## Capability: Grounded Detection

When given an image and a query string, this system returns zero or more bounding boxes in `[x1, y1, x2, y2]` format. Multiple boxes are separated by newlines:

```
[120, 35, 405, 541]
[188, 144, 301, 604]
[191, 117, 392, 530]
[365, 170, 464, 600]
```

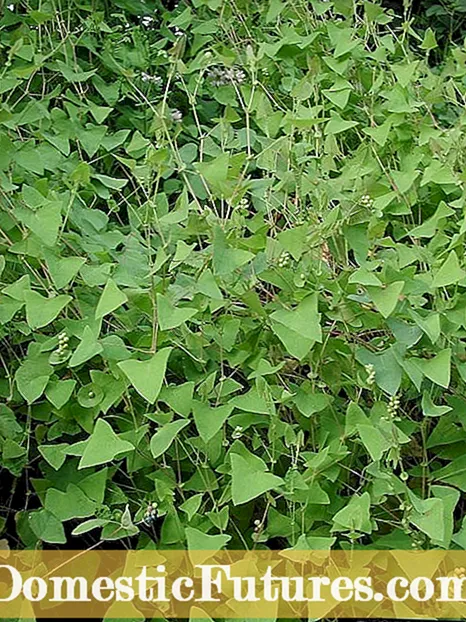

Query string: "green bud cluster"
[56, 332, 69, 358]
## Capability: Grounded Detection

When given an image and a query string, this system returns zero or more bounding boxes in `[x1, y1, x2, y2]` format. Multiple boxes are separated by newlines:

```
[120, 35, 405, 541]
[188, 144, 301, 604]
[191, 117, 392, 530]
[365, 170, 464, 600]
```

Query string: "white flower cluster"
[365, 363, 375, 385]
[141, 72, 162, 84]
[232, 425, 243, 439]
[207, 66, 246, 87]
[360, 194, 374, 208]
[143, 501, 158, 525]
[388, 394, 400, 417]
[141, 15, 155, 28]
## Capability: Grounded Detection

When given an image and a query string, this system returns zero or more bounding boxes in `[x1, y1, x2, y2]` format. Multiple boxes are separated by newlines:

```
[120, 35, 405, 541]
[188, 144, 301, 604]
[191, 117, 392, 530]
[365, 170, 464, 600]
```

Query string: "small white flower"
[141, 72, 162, 84]
[141, 15, 154, 27]
[173, 26, 184, 37]
[171, 109, 183, 122]
[207, 65, 247, 87]
[7, 3, 14, 9]
[232, 425, 243, 439]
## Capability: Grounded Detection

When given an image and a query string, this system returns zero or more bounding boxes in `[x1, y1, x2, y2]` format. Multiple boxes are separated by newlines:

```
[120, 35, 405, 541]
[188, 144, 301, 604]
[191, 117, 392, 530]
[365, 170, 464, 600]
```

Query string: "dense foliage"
[1, 0, 466, 555]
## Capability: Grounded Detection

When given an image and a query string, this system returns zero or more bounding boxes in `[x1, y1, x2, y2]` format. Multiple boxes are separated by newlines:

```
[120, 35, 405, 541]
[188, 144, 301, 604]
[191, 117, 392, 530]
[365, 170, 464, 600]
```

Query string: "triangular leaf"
[150, 419, 190, 459]
[69, 325, 103, 367]
[432, 252, 465, 288]
[79, 419, 134, 469]
[95, 279, 128, 319]
[193, 401, 233, 442]
[117, 347, 172, 404]
[231, 453, 283, 505]
[157, 294, 197, 330]
[367, 281, 404, 318]
[24, 291, 71, 330]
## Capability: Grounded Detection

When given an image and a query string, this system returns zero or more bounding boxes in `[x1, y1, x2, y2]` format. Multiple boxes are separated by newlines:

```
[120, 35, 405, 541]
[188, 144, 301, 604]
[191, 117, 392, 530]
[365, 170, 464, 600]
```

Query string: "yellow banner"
[1, 550, 466, 618]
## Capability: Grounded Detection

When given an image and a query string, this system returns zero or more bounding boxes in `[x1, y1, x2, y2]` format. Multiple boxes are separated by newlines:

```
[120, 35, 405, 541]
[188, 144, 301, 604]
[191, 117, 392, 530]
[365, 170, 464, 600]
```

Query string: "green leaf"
[420, 27, 438, 50]
[230, 388, 271, 414]
[24, 291, 72, 330]
[409, 496, 444, 542]
[3, 439, 26, 459]
[431, 485, 459, 549]
[391, 170, 419, 194]
[46, 255, 86, 290]
[95, 278, 128, 318]
[45, 484, 96, 521]
[156, 294, 197, 330]
[367, 281, 404, 318]
[15, 355, 52, 404]
[180, 494, 203, 521]
[345, 402, 369, 437]
[3, 275, 30, 301]
[212, 228, 254, 276]
[185, 527, 231, 564]
[45, 379, 76, 410]
[118, 347, 172, 404]
[362, 120, 391, 147]
[270, 293, 322, 343]
[150, 419, 190, 459]
[14, 202, 62, 247]
[348, 267, 382, 287]
[158, 382, 194, 417]
[271, 321, 315, 359]
[71, 518, 108, 536]
[79, 419, 134, 469]
[93, 173, 128, 190]
[415, 348, 451, 388]
[432, 252, 466, 288]
[293, 390, 332, 418]
[231, 452, 283, 505]
[325, 114, 358, 135]
[29, 510, 66, 543]
[197, 269, 223, 300]
[410, 310, 440, 344]
[55, 60, 97, 82]
[409, 201, 454, 238]
[69, 325, 103, 367]
[331, 492, 372, 534]
[277, 226, 307, 261]
[38, 444, 69, 470]
[79, 125, 107, 157]
[433, 455, 466, 491]
[421, 392, 452, 417]
[357, 424, 390, 461]
[193, 401, 233, 442]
